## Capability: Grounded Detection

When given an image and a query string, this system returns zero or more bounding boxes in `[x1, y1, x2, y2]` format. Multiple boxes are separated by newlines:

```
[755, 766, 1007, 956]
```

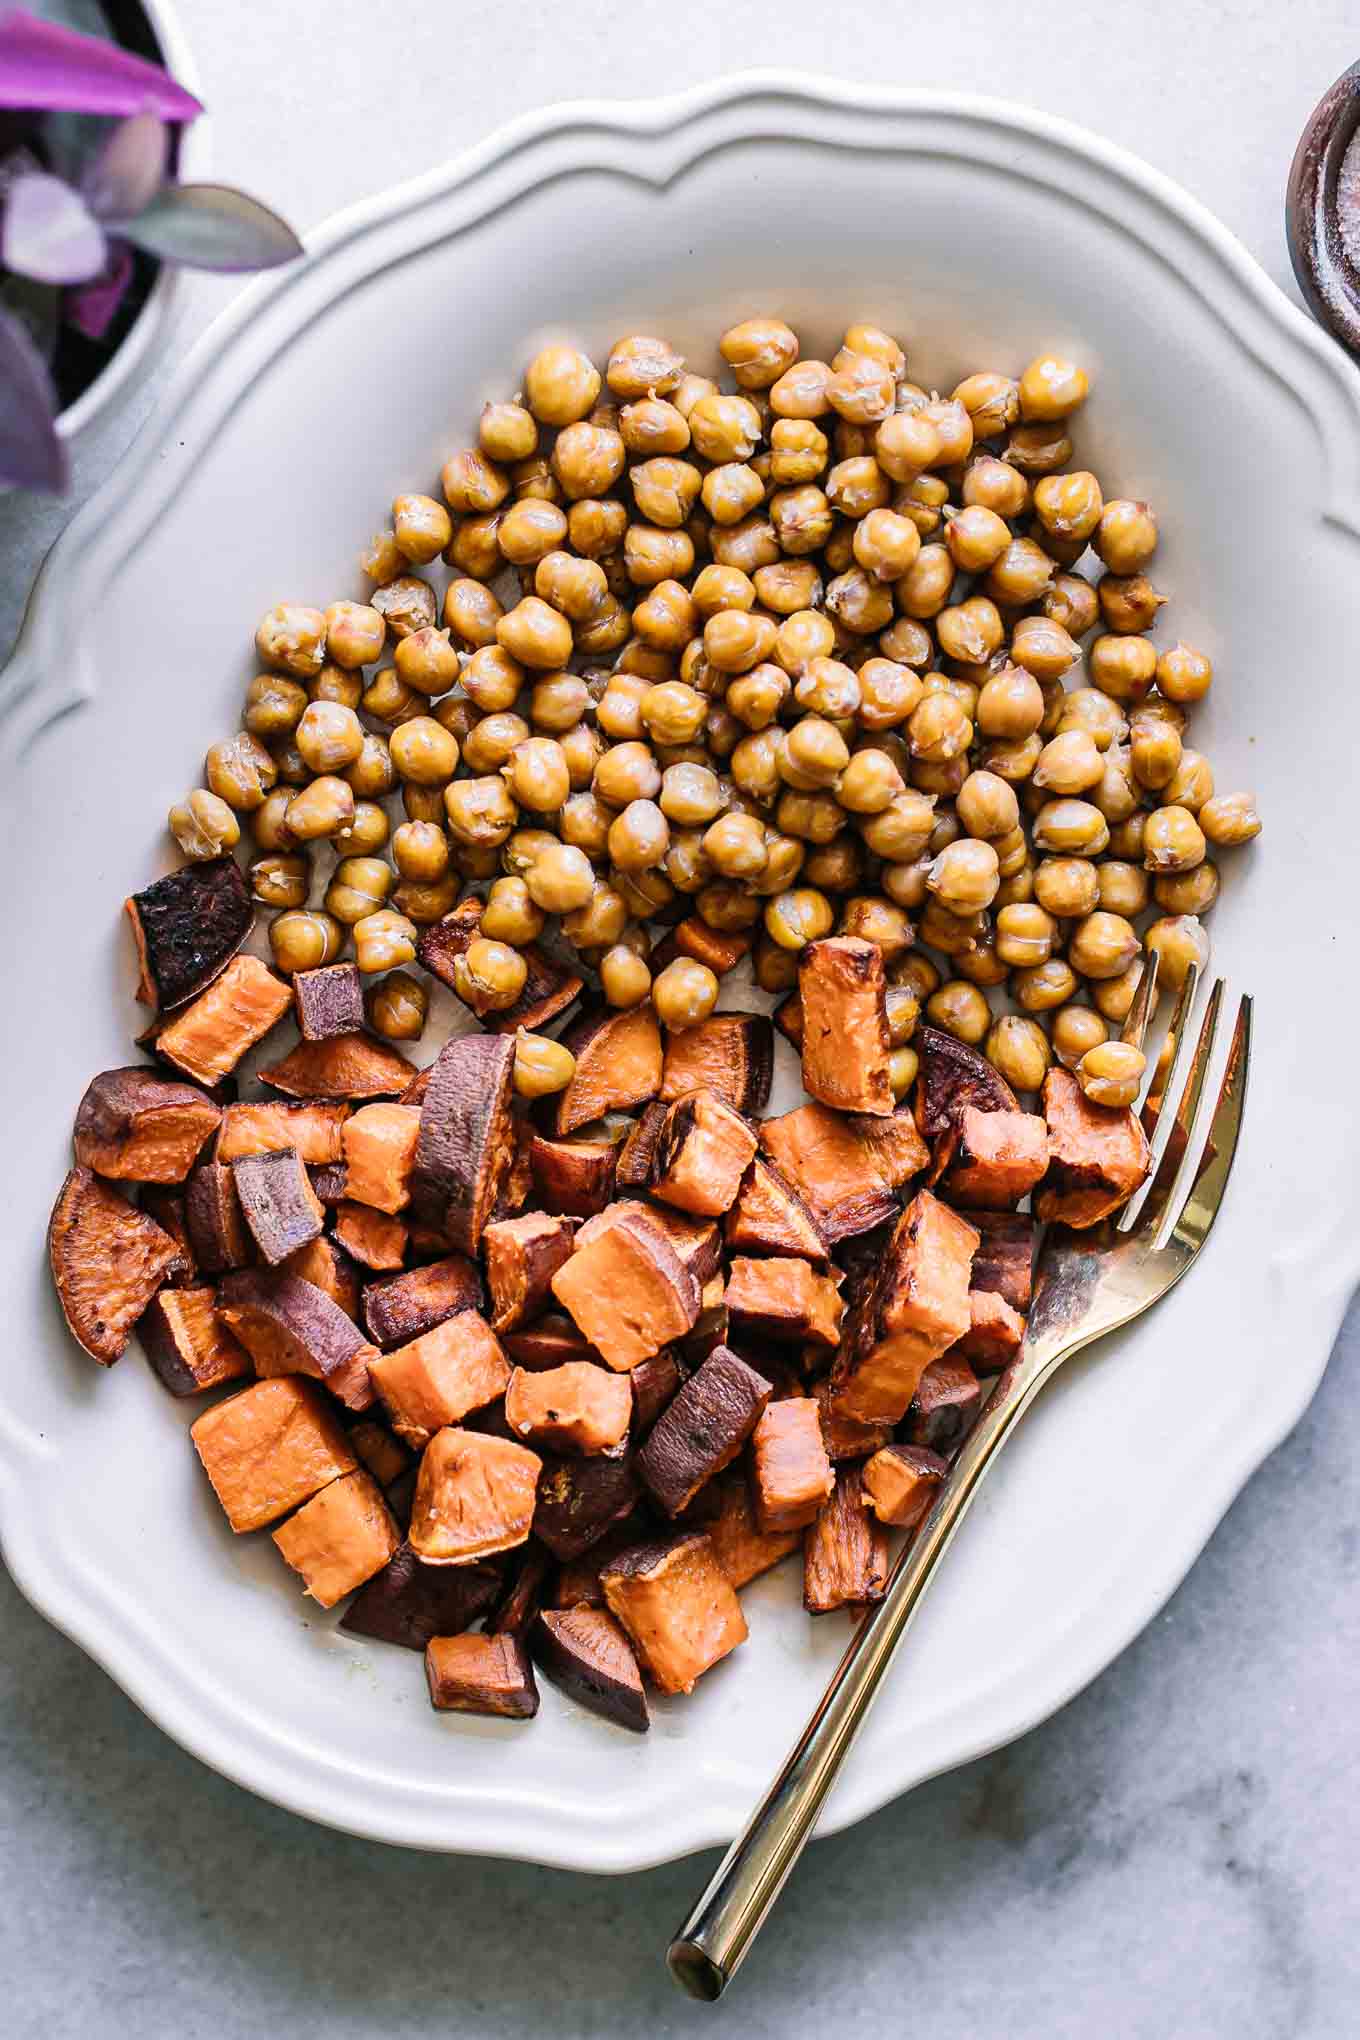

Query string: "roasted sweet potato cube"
[341, 1102, 420, 1215]
[272, 1468, 400, 1607]
[659, 1012, 773, 1116]
[905, 1356, 982, 1453]
[582, 1200, 721, 1285]
[813, 1378, 894, 1463]
[138, 1285, 251, 1396]
[914, 1025, 1019, 1145]
[724, 1157, 829, 1262]
[725, 1256, 843, 1348]
[425, 1631, 539, 1718]
[803, 1465, 889, 1614]
[417, 898, 582, 1034]
[190, 1377, 357, 1533]
[411, 1033, 518, 1254]
[332, 1201, 408, 1272]
[292, 962, 365, 1041]
[799, 936, 893, 1116]
[259, 1031, 416, 1099]
[705, 1475, 801, 1588]
[614, 1101, 669, 1191]
[759, 1102, 899, 1244]
[74, 1067, 220, 1183]
[630, 1348, 683, 1436]
[528, 1134, 618, 1217]
[492, 1118, 535, 1221]
[347, 1418, 411, 1489]
[124, 855, 253, 1010]
[217, 1098, 349, 1165]
[773, 991, 803, 1049]
[751, 1397, 834, 1533]
[651, 1089, 758, 1218]
[309, 1161, 349, 1207]
[340, 1540, 500, 1649]
[551, 1207, 700, 1371]
[505, 1361, 633, 1456]
[184, 1159, 251, 1272]
[1036, 1066, 1152, 1228]
[48, 1167, 181, 1366]
[369, 1311, 510, 1448]
[216, 1267, 378, 1411]
[953, 1288, 1027, 1373]
[945, 1106, 1049, 1209]
[533, 1451, 640, 1560]
[554, 1004, 663, 1135]
[282, 1234, 360, 1317]
[668, 916, 753, 979]
[409, 1428, 541, 1565]
[678, 1268, 729, 1370]
[139, 1185, 197, 1284]
[601, 1532, 747, 1694]
[362, 1254, 481, 1349]
[637, 1344, 772, 1517]
[849, 1105, 930, 1191]
[231, 1146, 325, 1265]
[830, 1191, 979, 1425]
[532, 1606, 649, 1732]
[965, 1211, 1036, 1313]
[156, 954, 292, 1086]
[502, 1312, 600, 1372]
[862, 1443, 948, 1529]
[489, 1543, 550, 1640]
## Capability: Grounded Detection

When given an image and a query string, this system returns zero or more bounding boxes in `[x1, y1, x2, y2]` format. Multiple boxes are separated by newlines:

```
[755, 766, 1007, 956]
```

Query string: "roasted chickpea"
[441, 446, 510, 517]
[767, 484, 834, 557]
[980, 535, 1055, 609]
[517, 841, 592, 914]
[1030, 798, 1110, 857]
[448, 938, 526, 1013]
[244, 673, 307, 740]
[492, 595, 573, 671]
[995, 902, 1057, 968]
[1198, 791, 1260, 847]
[650, 956, 718, 1031]
[383, 717, 456, 791]
[1018, 353, 1089, 421]
[624, 523, 696, 586]
[769, 357, 833, 419]
[763, 886, 834, 950]
[1077, 1039, 1146, 1109]
[1154, 862, 1220, 916]
[401, 784, 445, 826]
[361, 529, 406, 585]
[256, 602, 327, 678]
[448, 512, 505, 580]
[830, 895, 908, 960]
[316, 600, 380, 671]
[309, 657, 366, 708]
[605, 334, 684, 401]
[695, 810, 765, 882]
[1143, 804, 1206, 874]
[652, 760, 724, 828]
[1088, 961, 1144, 1025]
[928, 838, 1000, 915]
[461, 712, 528, 775]
[335, 802, 391, 856]
[870, 412, 938, 486]
[908, 691, 972, 764]
[1067, 910, 1140, 980]
[493, 500, 568, 571]
[391, 820, 451, 885]
[605, 799, 668, 873]
[1033, 854, 1100, 918]
[829, 746, 901, 816]
[947, 769, 1015, 842]
[251, 852, 310, 910]
[594, 740, 661, 807]
[921, 979, 987, 1046]
[1155, 640, 1213, 706]
[1130, 714, 1183, 791]
[504, 735, 570, 814]
[169, 788, 240, 860]
[1032, 730, 1103, 797]
[325, 856, 394, 926]
[1094, 859, 1149, 919]
[636, 680, 705, 747]
[935, 596, 1003, 666]
[478, 401, 538, 464]
[1012, 955, 1078, 1012]
[619, 397, 691, 457]
[472, 875, 541, 948]
[1095, 499, 1158, 575]
[545, 420, 622, 502]
[523, 344, 601, 426]
[205, 731, 276, 812]
[683, 393, 759, 465]
[941, 505, 1008, 575]
[444, 576, 503, 649]
[824, 352, 895, 425]
[858, 788, 936, 862]
[1049, 1003, 1106, 1071]
[1043, 572, 1101, 637]
[583, 940, 648, 1011]
[361, 669, 423, 727]
[768, 418, 829, 489]
[558, 880, 625, 951]
[1145, 913, 1210, 992]
[992, 824, 1030, 880]
[563, 499, 626, 562]
[1007, 421, 1073, 474]
[367, 969, 428, 1042]
[444, 774, 517, 848]
[270, 908, 344, 974]
[1098, 573, 1166, 634]
[781, 716, 849, 790]
[982, 1013, 1049, 1093]
[285, 775, 355, 842]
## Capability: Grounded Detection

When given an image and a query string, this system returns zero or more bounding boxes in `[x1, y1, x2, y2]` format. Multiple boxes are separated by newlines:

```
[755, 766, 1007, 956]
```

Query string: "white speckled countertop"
[3, 5, 1359, 2033]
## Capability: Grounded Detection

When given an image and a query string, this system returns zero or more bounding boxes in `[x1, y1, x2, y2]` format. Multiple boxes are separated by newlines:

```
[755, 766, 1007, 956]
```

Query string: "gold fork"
[668, 963, 1251, 2001]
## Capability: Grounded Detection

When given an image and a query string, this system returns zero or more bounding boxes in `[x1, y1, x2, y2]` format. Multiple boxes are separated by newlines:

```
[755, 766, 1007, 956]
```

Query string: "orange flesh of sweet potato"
[258, 1031, 416, 1099]
[669, 916, 753, 977]
[862, 1443, 949, 1528]
[705, 1475, 802, 1587]
[551, 1211, 699, 1370]
[332, 1202, 408, 1271]
[190, 1376, 358, 1533]
[798, 936, 894, 1116]
[156, 954, 292, 1085]
[425, 1632, 539, 1717]
[73, 1067, 221, 1183]
[483, 1211, 580, 1333]
[831, 1190, 979, 1426]
[848, 1105, 931, 1190]
[272, 1468, 401, 1608]
[751, 1397, 835, 1532]
[945, 1106, 1049, 1209]
[138, 1285, 252, 1396]
[369, 1312, 510, 1448]
[725, 1255, 844, 1347]
[215, 1268, 378, 1412]
[555, 1005, 663, 1135]
[813, 1377, 895, 1462]
[651, 1089, 758, 1218]
[803, 1464, 890, 1614]
[528, 1134, 618, 1217]
[659, 1012, 773, 1115]
[724, 1157, 830, 1262]
[1036, 1066, 1152, 1227]
[216, 1099, 349, 1164]
[281, 1235, 360, 1318]
[952, 1287, 1027, 1372]
[577, 1200, 721, 1285]
[601, 1532, 748, 1694]
[759, 1102, 900, 1243]
[504, 1361, 633, 1455]
[48, 1167, 181, 1365]
[341, 1103, 421, 1215]
[408, 1427, 542, 1564]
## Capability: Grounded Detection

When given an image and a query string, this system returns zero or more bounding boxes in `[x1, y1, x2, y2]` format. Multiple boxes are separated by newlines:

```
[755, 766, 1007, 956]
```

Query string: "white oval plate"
[3, 75, 1360, 1873]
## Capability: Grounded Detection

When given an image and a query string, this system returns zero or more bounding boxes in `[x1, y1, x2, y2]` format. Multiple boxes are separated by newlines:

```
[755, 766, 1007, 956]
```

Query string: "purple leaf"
[115, 183, 301, 272]
[83, 111, 167, 219]
[3, 170, 105, 282]
[0, 10, 202, 120]
[0, 300, 65, 490]
[64, 237, 131, 339]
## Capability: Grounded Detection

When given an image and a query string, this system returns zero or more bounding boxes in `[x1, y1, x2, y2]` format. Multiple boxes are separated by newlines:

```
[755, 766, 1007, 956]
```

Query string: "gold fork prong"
[1164, 994, 1252, 1255]
[1119, 948, 1160, 1054]
[1142, 957, 1201, 1131]
[1117, 970, 1221, 1236]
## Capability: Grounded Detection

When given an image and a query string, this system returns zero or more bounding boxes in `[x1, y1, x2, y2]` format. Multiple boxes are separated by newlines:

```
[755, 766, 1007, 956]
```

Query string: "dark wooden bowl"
[1287, 60, 1360, 361]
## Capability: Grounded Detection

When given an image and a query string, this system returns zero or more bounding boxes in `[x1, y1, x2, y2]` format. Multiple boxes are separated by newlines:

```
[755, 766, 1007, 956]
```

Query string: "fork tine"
[1119, 949, 1160, 1053]
[1164, 994, 1252, 1255]
[1116, 970, 1220, 1235]
[1142, 958, 1200, 1132]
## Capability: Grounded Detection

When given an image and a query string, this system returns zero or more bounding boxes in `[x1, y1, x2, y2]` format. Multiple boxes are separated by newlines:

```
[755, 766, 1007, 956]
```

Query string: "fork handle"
[667, 1351, 1051, 2002]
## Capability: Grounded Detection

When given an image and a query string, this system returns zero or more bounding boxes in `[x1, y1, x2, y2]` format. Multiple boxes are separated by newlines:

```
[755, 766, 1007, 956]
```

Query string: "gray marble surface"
[3, 5, 1359, 2034]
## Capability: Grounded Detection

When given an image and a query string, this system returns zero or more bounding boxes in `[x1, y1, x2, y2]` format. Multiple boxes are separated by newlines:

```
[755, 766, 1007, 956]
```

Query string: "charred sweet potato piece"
[629, 1348, 683, 1435]
[425, 1631, 539, 1717]
[490, 1543, 551, 1640]
[138, 1285, 251, 1396]
[529, 1134, 618, 1217]
[272, 1468, 400, 1608]
[966, 1211, 1036, 1314]
[548, 1522, 647, 1607]
[333, 1202, 408, 1271]
[259, 1030, 416, 1100]
[534, 1450, 640, 1559]
[724, 1157, 830, 1263]
[216, 1268, 379, 1411]
[73, 1067, 220, 1184]
[601, 1532, 747, 1694]
[651, 1089, 758, 1218]
[668, 915, 753, 979]
[231, 1147, 324, 1265]
[416, 896, 581, 1034]
[580, 1200, 722, 1286]
[915, 1025, 1019, 1144]
[799, 937, 893, 1116]
[362, 1253, 481, 1349]
[773, 991, 803, 1049]
[124, 855, 253, 1010]
[408, 1427, 542, 1564]
[369, 1311, 509, 1448]
[190, 1376, 357, 1532]
[411, 1033, 517, 1254]
[292, 962, 365, 1042]
[309, 1160, 349, 1207]
[1036, 1066, 1152, 1228]
[751, 1397, 834, 1533]
[803, 1465, 890, 1614]
[281, 1235, 360, 1317]
[217, 1098, 349, 1165]
[614, 1100, 669, 1191]
[862, 1443, 948, 1529]
[184, 1159, 251, 1273]
[759, 1102, 900, 1244]
[953, 1288, 1026, 1373]
[659, 1012, 773, 1116]
[532, 1606, 649, 1732]
[830, 1191, 978, 1425]
[637, 1344, 771, 1517]
[554, 1004, 663, 1135]
[945, 1106, 1048, 1210]
[347, 1418, 411, 1489]
[679, 1268, 729, 1370]
[156, 954, 292, 1086]
[139, 1185, 196, 1284]
[506, 1361, 632, 1455]
[340, 1539, 500, 1649]
[725, 1256, 843, 1348]
[484, 1212, 580, 1333]
[48, 1167, 180, 1365]
[551, 1205, 700, 1371]
[502, 1312, 600, 1372]
[341, 1102, 420, 1214]
[493, 1117, 535, 1221]
[813, 1377, 894, 1463]
[705, 1475, 801, 1588]
[906, 1356, 982, 1453]
[849, 1105, 931, 1192]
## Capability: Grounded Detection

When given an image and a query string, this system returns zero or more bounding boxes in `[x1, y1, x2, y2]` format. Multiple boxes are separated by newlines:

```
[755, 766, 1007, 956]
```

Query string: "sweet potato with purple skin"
[490, 1544, 551, 1641]
[340, 1540, 501, 1650]
[492, 1117, 535, 1221]
[1036, 1066, 1152, 1228]
[582, 1201, 722, 1286]
[533, 1449, 641, 1560]
[425, 1632, 539, 1718]
[231, 1147, 324, 1265]
[829, 1190, 978, 1426]
[155, 955, 293, 1087]
[614, 1101, 669, 1192]
[553, 1004, 663, 1136]
[74, 1067, 220, 1184]
[368, 1311, 510, 1448]
[216, 1267, 379, 1411]
[659, 1012, 774, 1116]
[724, 1157, 830, 1263]
[651, 1089, 758, 1218]
[813, 1378, 894, 1464]
[803, 1464, 889, 1614]
[905, 1355, 982, 1453]
[862, 1443, 948, 1529]
[963, 1211, 1035, 1314]
[637, 1344, 772, 1517]
[217, 1099, 349, 1164]
[501, 1312, 600, 1372]
[551, 1205, 700, 1371]
[281, 1234, 360, 1318]
[138, 1285, 252, 1397]
[48, 1167, 181, 1365]
[630, 1348, 684, 1436]
[944, 1106, 1049, 1210]
[124, 855, 253, 1010]
[346, 1419, 411, 1490]
[411, 1033, 518, 1255]
[308, 1160, 349, 1207]
[750, 1396, 834, 1532]
[361, 1254, 482, 1350]
[259, 1032, 416, 1100]
[184, 1159, 252, 1273]
[798, 936, 894, 1116]
[272, 1468, 401, 1609]
[706, 1475, 802, 1588]
[528, 1134, 618, 1217]
[914, 1025, 1019, 1182]
[139, 1185, 196, 1285]
[190, 1376, 357, 1533]
[725, 1256, 843, 1348]
[601, 1532, 748, 1694]
[759, 1102, 901, 1244]
[532, 1607, 649, 1732]
[292, 963, 365, 1041]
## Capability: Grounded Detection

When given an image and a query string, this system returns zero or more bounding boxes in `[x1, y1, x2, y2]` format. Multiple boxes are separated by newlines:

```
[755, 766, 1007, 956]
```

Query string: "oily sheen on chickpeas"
[171, 318, 1260, 1104]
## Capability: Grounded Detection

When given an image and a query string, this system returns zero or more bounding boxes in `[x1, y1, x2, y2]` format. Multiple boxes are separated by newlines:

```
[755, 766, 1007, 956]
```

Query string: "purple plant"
[0, 8, 301, 492]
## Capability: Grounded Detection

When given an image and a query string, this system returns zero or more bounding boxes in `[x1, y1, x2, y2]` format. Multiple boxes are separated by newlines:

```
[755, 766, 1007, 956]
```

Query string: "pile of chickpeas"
[168, 317, 1261, 1113]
